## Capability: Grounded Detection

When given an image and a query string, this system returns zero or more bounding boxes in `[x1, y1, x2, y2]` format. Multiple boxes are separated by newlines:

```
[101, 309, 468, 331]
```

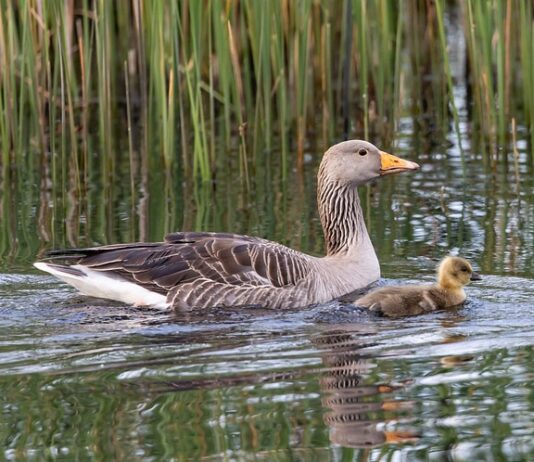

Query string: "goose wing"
[45, 232, 314, 293]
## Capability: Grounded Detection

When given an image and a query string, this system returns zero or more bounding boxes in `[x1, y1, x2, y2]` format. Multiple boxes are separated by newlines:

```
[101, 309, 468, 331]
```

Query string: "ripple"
[0, 270, 533, 459]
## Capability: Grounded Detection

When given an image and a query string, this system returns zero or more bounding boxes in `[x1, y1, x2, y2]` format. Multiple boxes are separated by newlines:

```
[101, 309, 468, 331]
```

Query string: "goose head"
[437, 256, 482, 290]
[319, 140, 420, 186]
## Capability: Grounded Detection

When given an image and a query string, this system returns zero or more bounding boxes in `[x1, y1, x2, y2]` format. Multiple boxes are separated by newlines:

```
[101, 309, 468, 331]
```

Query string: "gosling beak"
[470, 272, 482, 281]
[380, 151, 420, 176]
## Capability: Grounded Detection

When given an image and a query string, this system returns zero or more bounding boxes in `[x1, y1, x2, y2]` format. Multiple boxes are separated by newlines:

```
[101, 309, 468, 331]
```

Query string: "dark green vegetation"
[0, 1, 533, 460]
[0, 0, 533, 262]
[1, 0, 532, 173]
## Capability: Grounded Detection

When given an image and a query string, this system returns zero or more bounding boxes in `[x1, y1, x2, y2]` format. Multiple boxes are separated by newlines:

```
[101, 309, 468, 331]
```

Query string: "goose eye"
[358, 149, 368, 156]
[461, 267, 469, 272]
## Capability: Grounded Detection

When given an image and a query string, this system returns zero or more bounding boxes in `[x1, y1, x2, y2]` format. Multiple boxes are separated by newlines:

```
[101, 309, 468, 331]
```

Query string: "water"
[0, 268, 533, 460]
[1, 130, 533, 461]
[2, 39, 534, 462]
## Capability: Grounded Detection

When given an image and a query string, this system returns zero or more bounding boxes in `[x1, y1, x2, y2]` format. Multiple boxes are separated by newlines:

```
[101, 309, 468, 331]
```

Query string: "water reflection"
[314, 327, 418, 449]
[0, 281, 532, 460]
[2, 123, 534, 281]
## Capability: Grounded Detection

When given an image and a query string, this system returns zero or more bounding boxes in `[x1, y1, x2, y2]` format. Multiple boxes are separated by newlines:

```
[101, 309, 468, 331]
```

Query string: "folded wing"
[44, 232, 313, 295]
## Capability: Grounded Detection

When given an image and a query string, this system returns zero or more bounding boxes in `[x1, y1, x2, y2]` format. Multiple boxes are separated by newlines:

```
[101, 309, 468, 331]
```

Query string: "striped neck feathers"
[317, 170, 368, 256]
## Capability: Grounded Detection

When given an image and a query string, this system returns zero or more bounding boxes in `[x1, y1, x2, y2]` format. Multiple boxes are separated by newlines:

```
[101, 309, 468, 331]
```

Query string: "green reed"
[461, 0, 534, 160]
[519, 1, 534, 149]
[0, 0, 533, 192]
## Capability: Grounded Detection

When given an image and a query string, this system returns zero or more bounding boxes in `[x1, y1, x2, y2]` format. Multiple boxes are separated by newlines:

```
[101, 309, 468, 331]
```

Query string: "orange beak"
[379, 151, 420, 175]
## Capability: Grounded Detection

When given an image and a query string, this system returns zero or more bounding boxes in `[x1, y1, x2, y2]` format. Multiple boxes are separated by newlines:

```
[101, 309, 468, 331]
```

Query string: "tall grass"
[1, 1, 532, 183]
[461, 0, 534, 161]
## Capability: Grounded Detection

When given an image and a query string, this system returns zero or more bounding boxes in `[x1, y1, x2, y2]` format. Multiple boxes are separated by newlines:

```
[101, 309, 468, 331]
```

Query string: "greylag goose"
[34, 140, 419, 310]
[355, 256, 481, 317]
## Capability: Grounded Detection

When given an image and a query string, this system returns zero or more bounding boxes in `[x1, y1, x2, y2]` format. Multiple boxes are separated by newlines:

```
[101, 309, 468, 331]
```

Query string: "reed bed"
[461, 0, 534, 163]
[0, 0, 532, 187]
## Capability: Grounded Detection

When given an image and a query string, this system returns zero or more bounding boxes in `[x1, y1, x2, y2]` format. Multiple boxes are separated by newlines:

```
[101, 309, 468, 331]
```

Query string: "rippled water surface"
[1, 265, 533, 461]
[2, 145, 534, 460]
[2, 66, 534, 462]
[2, 134, 534, 459]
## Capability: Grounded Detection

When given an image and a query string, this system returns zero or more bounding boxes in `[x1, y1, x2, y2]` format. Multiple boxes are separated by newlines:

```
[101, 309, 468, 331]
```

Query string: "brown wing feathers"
[43, 233, 312, 296]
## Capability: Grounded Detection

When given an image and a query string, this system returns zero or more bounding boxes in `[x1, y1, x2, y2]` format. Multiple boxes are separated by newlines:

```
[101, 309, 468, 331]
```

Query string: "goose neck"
[318, 179, 368, 256]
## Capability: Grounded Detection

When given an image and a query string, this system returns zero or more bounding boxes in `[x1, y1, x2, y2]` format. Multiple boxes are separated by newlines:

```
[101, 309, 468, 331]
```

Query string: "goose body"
[34, 140, 419, 310]
[355, 257, 481, 317]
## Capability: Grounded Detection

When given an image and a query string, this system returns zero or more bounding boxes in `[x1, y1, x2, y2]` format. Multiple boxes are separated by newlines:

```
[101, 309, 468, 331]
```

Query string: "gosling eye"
[461, 267, 469, 273]
[358, 148, 368, 156]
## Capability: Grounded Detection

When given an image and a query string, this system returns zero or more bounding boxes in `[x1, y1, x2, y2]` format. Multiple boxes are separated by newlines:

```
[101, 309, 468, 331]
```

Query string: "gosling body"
[355, 257, 481, 317]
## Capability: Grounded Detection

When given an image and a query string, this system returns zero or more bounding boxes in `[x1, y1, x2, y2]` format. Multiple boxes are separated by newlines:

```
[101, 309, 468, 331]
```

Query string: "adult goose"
[34, 140, 419, 310]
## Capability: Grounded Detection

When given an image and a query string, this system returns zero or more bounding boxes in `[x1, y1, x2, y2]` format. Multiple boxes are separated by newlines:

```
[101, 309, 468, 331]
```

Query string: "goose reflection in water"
[121, 317, 421, 454]
[314, 327, 419, 448]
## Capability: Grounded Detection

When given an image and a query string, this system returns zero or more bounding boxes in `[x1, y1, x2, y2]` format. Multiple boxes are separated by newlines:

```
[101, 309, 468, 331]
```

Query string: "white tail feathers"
[33, 262, 169, 309]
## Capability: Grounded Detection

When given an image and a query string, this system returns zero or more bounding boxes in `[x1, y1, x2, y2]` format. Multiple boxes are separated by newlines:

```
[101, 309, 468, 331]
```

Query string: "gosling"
[354, 256, 481, 317]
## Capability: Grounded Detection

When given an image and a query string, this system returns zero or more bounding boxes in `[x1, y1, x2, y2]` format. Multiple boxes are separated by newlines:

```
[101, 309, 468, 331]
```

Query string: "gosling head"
[318, 140, 420, 187]
[437, 256, 481, 290]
